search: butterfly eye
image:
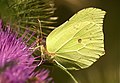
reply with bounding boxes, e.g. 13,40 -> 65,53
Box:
78,39 -> 82,43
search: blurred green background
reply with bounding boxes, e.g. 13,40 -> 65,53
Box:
50,0 -> 119,83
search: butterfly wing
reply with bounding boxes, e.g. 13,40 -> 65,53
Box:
46,8 -> 106,69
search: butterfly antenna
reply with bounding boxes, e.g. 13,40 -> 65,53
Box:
37,19 -> 43,40
37,19 -> 44,66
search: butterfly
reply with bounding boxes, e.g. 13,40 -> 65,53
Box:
39,7 -> 106,83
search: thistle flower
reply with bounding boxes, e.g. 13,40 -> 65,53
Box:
0,20 -> 53,83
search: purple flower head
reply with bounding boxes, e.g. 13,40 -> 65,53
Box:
0,20 -> 53,83
29,69 -> 53,83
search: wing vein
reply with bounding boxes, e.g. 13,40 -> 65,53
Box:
56,22 -> 96,52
